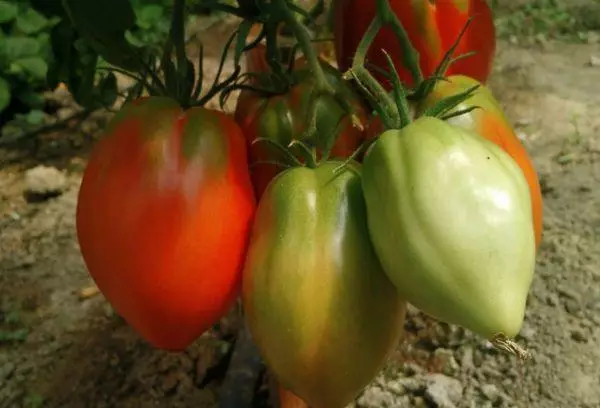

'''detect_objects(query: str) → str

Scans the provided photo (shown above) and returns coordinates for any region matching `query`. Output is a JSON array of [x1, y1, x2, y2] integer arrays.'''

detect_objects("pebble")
[[557, 286, 581, 302], [589, 55, 600, 67], [518, 323, 537, 341], [413, 396, 428, 408], [546, 293, 559, 307], [403, 362, 425, 376], [424, 374, 463, 408], [0, 362, 15, 380], [356, 386, 396, 407], [23, 165, 67, 202], [480, 384, 502, 402], [564, 299, 582, 315], [458, 346, 475, 371], [433, 348, 460, 376], [570, 329, 588, 343]]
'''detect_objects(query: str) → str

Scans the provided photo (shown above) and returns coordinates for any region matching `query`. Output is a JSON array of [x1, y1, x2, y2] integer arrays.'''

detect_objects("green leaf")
[[63, 0, 136, 34], [25, 109, 45, 125], [0, 1, 17, 24], [137, 5, 164, 29], [13, 57, 48, 81], [0, 76, 10, 113], [97, 72, 118, 108], [30, 0, 66, 18], [17, 89, 45, 108], [16, 9, 49, 34], [0, 37, 41, 62], [63, 0, 142, 71]]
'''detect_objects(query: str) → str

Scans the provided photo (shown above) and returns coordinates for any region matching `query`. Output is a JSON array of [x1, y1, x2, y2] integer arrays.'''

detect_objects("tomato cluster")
[[75, 2, 542, 407]]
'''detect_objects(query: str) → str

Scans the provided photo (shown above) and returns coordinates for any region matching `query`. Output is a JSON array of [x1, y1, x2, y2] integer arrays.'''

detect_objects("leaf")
[[30, 0, 67, 18], [17, 89, 45, 108], [0, 37, 41, 62], [16, 9, 49, 35], [97, 72, 118, 108], [0, 0, 17, 24], [13, 57, 48, 81], [25, 109, 45, 125], [137, 5, 164, 29], [62, 0, 142, 71], [63, 0, 136, 35], [0, 76, 10, 113]]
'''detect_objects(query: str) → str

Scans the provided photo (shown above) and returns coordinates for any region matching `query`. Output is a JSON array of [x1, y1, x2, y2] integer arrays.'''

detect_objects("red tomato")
[[76, 97, 256, 350], [235, 61, 368, 199], [333, 0, 496, 87]]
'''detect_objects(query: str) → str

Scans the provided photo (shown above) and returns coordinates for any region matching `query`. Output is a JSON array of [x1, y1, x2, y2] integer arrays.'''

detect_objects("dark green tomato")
[[234, 62, 368, 199], [242, 162, 406, 408]]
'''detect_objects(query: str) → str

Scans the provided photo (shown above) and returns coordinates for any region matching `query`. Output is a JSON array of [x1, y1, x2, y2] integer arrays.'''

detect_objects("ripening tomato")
[[234, 62, 368, 199], [417, 75, 543, 248], [76, 97, 256, 350], [243, 162, 406, 408], [362, 116, 536, 340], [333, 0, 496, 87]]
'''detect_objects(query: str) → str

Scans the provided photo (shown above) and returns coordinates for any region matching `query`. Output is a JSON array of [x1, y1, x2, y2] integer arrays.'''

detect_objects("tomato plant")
[[417, 75, 543, 248], [234, 61, 368, 198], [76, 97, 256, 350], [333, 0, 496, 87], [243, 162, 406, 408], [362, 116, 536, 341]]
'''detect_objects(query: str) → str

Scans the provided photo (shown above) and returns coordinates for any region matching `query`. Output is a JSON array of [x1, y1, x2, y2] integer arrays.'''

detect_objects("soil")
[[1, 10, 600, 408]]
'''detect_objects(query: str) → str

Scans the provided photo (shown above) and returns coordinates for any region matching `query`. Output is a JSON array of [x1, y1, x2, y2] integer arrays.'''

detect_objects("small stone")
[[458, 346, 475, 371], [413, 396, 428, 408], [396, 377, 426, 393], [161, 371, 180, 392], [424, 374, 463, 408], [557, 286, 581, 302], [403, 362, 425, 376], [480, 384, 501, 402], [0, 362, 15, 380], [356, 386, 395, 408], [23, 165, 67, 202], [546, 294, 559, 307], [589, 55, 600, 67], [433, 348, 460, 376], [564, 299, 582, 315], [518, 324, 536, 341], [587, 31, 600, 44], [571, 329, 588, 343]]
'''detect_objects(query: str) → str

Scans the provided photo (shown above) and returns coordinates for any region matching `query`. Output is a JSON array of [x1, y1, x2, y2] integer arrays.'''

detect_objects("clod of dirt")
[[589, 55, 600, 67], [424, 374, 464, 408], [23, 165, 68, 203]]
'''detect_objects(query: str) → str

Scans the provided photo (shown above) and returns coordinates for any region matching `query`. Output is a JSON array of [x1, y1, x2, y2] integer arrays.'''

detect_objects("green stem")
[[348, 17, 400, 128], [374, 0, 423, 86], [272, 0, 333, 94], [170, 0, 188, 105]]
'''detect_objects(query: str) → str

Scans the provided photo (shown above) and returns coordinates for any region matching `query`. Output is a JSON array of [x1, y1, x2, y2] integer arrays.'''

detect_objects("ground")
[[1, 3, 600, 408]]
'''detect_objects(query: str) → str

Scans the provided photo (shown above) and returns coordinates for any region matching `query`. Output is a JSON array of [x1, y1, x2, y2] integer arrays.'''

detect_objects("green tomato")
[[242, 162, 406, 408], [362, 116, 536, 340]]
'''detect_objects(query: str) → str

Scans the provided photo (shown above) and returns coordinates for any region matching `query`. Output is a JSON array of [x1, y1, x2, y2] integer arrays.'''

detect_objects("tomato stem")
[[373, 0, 424, 86], [170, 0, 190, 106], [271, 0, 333, 95], [345, 16, 400, 129]]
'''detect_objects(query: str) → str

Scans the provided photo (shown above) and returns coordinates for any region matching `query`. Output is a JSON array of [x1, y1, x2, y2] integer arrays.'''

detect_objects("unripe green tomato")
[[242, 162, 406, 408], [362, 116, 536, 339]]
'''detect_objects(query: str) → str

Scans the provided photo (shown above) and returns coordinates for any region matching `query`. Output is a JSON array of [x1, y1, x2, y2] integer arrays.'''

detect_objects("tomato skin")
[[417, 75, 543, 248], [234, 63, 368, 199], [242, 162, 406, 408], [362, 117, 536, 339], [333, 0, 496, 87], [76, 97, 256, 351]]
